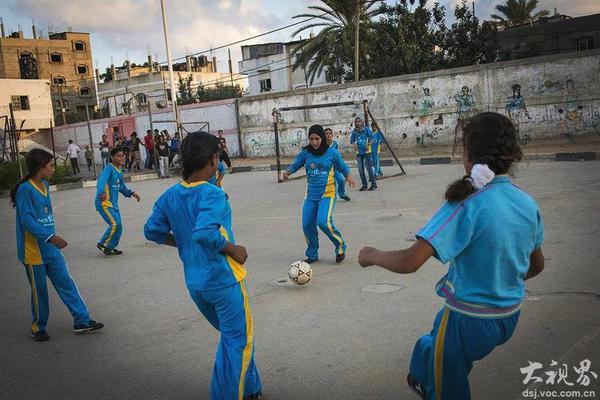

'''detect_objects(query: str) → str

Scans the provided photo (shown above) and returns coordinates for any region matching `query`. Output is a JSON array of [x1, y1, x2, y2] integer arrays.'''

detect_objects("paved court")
[[1, 161, 599, 399]]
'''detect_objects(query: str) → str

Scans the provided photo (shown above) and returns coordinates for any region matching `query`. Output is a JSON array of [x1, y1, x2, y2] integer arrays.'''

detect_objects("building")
[[238, 39, 330, 96], [97, 55, 246, 117], [0, 25, 96, 125], [497, 13, 600, 59], [0, 78, 54, 132]]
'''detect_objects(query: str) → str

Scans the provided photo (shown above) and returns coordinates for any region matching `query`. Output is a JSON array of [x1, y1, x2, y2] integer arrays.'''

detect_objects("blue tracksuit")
[[371, 130, 383, 176], [330, 140, 347, 198], [411, 176, 544, 399], [144, 181, 261, 399], [287, 147, 350, 260], [15, 180, 90, 333], [209, 160, 226, 188], [350, 126, 376, 187], [95, 163, 134, 250]]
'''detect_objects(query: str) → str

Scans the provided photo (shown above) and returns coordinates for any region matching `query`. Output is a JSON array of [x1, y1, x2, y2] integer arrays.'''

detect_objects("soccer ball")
[[288, 261, 312, 285]]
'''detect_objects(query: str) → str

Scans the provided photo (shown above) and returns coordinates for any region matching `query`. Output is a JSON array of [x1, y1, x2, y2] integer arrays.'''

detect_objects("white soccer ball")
[[288, 261, 312, 285]]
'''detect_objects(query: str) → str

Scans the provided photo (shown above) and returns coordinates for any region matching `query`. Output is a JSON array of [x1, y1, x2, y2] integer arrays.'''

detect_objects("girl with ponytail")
[[357, 112, 545, 399], [12, 149, 103, 342]]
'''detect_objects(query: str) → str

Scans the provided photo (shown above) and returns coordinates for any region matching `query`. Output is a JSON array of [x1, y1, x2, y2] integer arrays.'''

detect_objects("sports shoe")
[[359, 186, 368, 191], [340, 195, 351, 201], [303, 258, 317, 264], [103, 248, 123, 256], [368, 185, 377, 191], [74, 320, 104, 334], [243, 392, 262, 400], [31, 330, 50, 342], [96, 243, 106, 253], [407, 374, 426, 399], [336, 253, 346, 263]]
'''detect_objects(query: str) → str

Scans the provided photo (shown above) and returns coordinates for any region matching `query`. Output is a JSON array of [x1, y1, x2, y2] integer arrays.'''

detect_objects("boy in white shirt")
[[67, 140, 81, 175]]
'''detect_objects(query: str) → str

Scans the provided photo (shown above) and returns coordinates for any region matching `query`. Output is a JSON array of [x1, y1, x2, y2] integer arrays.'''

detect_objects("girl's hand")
[[346, 174, 356, 188], [132, 193, 141, 202], [358, 246, 378, 267], [230, 244, 248, 264], [49, 235, 68, 249]]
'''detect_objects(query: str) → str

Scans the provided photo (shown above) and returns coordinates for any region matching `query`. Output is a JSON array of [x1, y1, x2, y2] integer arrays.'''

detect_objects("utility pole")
[[58, 84, 66, 125], [160, 0, 180, 134], [354, 2, 360, 82], [228, 48, 234, 87]]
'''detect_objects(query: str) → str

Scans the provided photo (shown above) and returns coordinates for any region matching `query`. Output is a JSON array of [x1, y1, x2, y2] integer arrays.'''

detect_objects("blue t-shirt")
[[371, 131, 383, 154], [417, 176, 544, 317], [144, 181, 245, 291], [287, 147, 350, 201], [350, 126, 373, 155], [95, 164, 134, 210], [209, 161, 226, 187], [15, 180, 62, 265]]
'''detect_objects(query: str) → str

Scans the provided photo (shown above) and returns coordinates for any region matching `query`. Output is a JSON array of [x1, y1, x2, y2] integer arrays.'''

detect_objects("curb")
[[1, 152, 597, 197]]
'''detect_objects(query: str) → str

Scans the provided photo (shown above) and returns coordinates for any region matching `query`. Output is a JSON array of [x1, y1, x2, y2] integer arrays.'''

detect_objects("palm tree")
[[491, 0, 550, 28], [290, 0, 382, 84]]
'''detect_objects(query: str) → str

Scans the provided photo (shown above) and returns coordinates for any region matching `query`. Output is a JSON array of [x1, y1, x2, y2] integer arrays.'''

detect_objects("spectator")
[[122, 136, 132, 172], [67, 140, 81, 175], [129, 132, 142, 172], [169, 133, 181, 167], [217, 130, 232, 172], [156, 136, 170, 178], [99, 135, 111, 168], [144, 130, 154, 169], [112, 128, 120, 145], [84, 146, 93, 172]]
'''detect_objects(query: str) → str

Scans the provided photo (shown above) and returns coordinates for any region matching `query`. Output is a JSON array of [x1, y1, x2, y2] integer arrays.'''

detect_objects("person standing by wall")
[[84, 146, 93, 172], [66, 140, 81, 175], [371, 123, 384, 177], [169, 133, 181, 168], [129, 132, 142, 173], [99, 135, 111, 168], [144, 130, 154, 170], [217, 130, 232, 172], [157, 136, 170, 179], [350, 117, 376, 191]]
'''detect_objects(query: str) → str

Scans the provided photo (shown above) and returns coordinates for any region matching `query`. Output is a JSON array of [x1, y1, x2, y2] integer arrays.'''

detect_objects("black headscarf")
[[304, 124, 329, 156]]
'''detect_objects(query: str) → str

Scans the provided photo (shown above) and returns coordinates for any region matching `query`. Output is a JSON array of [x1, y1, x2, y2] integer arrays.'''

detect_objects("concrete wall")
[[238, 50, 600, 157]]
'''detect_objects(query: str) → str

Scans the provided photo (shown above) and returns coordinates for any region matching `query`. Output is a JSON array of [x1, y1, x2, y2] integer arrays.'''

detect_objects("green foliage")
[[196, 82, 243, 103], [49, 159, 78, 185], [99, 67, 113, 83], [491, 0, 550, 28], [0, 159, 23, 191], [177, 74, 196, 105]]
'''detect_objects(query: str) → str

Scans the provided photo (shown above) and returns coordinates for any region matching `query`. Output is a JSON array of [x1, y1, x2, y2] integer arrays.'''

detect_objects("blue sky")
[[1, 0, 598, 73]]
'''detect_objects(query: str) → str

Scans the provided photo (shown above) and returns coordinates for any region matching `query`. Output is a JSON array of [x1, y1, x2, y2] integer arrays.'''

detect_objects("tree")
[[195, 82, 243, 103], [177, 74, 195, 105], [491, 0, 550, 28], [442, 1, 500, 68], [290, 0, 382, 84], [99, 67, 113, 83]]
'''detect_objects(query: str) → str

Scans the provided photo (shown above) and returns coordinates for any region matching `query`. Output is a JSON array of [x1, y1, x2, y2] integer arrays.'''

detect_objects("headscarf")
[[304, 124, 329, 156]]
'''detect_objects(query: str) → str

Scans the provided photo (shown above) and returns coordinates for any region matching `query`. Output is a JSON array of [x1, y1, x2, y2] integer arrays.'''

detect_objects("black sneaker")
[[103, 248, 123, 256], [359, 186, 367, 191], [340, 195, 351, 201], [336, 253, 346, 263], [74, 320, 104, 334], [243, 392, 262, 400], [303, 258, 317, 264], [368, 185, 377, 191], [31, 330, 50, 342], [96, 243, 106, 253], [407, 374, 426, 399]]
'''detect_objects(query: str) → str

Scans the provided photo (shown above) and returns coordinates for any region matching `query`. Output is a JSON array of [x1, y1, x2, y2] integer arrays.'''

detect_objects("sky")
[[1, 0, 598, 74]]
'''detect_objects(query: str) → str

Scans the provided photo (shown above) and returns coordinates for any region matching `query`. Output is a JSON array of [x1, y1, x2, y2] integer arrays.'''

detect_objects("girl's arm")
[[524, 248, 544, 280], [283, 151, 306, 179], [358, 239, 435, 274]]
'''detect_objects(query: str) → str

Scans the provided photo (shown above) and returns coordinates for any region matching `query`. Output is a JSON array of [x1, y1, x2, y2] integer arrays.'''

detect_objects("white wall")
[[0, 79, 54, 131]]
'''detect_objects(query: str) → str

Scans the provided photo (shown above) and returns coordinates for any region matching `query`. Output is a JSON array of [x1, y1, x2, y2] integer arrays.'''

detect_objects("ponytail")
[[9, 174, 31, 208], [9, 148, 53, 208], [445, 176, 476, 202]]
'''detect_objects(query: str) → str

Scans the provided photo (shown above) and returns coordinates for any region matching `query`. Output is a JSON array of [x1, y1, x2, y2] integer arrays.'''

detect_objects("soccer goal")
[[272, 100, 406, 183]]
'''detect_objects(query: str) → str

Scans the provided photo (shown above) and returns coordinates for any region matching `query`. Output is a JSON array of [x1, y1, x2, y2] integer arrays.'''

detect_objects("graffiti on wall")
[[505, 84, 532, 145], [452, 85, 476, 154]]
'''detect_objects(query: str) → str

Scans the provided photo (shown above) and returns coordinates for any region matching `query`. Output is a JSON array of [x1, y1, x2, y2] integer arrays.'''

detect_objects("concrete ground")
[[1, 161, 599, 400]]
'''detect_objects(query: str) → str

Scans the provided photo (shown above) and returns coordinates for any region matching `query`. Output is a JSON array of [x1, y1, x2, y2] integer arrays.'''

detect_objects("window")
[[53, 76, 66, 85], [259, 78, 272, 92], [77, 64, 89, 74], [54, 99, 69, 110], [74, 41, 86, 51], [79, 87, 92, 97], [11, 95, 30, 110], [575, 37, 594, 51], [50, 52, 63, 63], [136, 93, 147, 105]]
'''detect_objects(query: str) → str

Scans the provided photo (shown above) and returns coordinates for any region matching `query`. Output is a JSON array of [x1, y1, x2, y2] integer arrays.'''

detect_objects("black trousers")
[[70, 158, 80, 174], [219, 151, 232, 169]]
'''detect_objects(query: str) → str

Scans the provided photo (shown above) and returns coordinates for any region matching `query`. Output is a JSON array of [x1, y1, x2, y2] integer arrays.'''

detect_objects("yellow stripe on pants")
[[325, 198, 344, 254], [434, 308, 450, 400], [238, 280, 253, 400], [102, 206, 117, 248]]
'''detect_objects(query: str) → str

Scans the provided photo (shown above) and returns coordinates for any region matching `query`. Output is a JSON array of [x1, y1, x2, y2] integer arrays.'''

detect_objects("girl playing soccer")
[[96, 147, 140, 255], [144, 132, 262, 400], [325, 127, 351, 202], [358, 112, 545, 399], [371, 123, 384, 177], [11, 149, 104, 341], [284, 124, 355, 264]]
